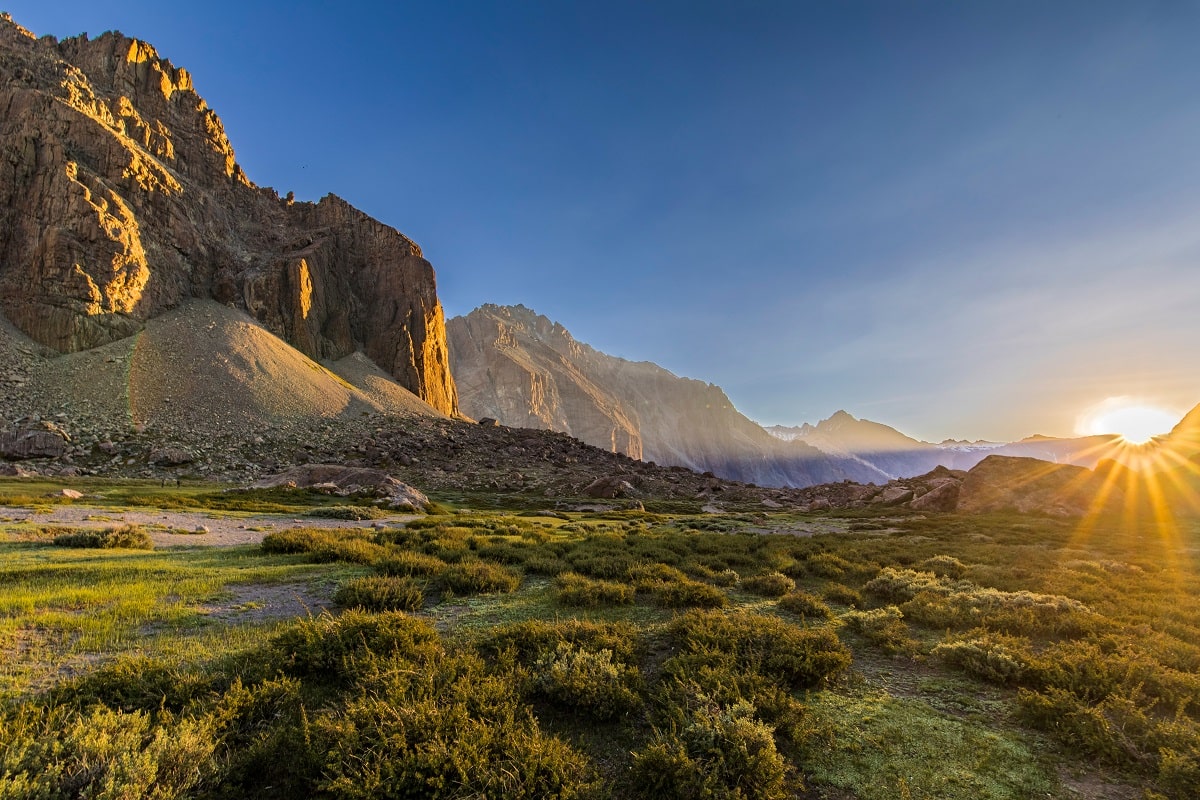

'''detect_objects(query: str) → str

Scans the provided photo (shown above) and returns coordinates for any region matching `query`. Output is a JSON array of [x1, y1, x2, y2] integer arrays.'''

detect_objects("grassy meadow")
[[0, 478, 1197, 798]]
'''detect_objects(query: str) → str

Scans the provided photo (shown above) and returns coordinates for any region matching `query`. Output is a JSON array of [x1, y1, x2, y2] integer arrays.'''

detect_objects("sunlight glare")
[[1079, 399, 1178, 445]]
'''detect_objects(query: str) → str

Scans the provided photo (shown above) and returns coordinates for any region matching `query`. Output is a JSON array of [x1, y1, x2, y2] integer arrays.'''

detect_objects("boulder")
[[873, 485, 915, 505], [0, 423, 69, 459], [909, 480, 960, 512], [250, 464, 429, 511], [582, 475, 638, 499]]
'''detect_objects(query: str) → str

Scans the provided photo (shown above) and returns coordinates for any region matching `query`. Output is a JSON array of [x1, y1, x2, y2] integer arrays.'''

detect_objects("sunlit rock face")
[[0, 15, 458, 415], [448, 304, 864, 488]]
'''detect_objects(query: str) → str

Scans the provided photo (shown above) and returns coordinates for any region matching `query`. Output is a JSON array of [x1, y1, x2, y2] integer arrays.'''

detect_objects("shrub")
[[51, 655, 210, 713], [629, 701, 788, 800], [440, 560, 522, 595], [568, 551, 637, 580], [334, 575, 424, 612], [304, 505, 389, 520], [477, 619, 640, 667], [52, 524, 153, 550], [741, 571, 795, 598], [842, 606, 918, 655], [306, 649, 600, 799], [932, 633, 1031, 685], [655, 580, 728, 609], [669, 610, 850, 689], [629, 563, 691, 590], [0, 704, 220, 799], [802, 552, 856, 579], [821, 582, 863, 608], [553, 572, 635, 607], [261, 528, 334, 554], [261, 528, 385, 564], [522, 554, 571, 576], [534, 642, 643, 720], [311, 537, 389, 565], [921, 554, 967, 578], [376, 550, 447, 577], [777, 590, 833, 620], [711, 568, 740, 587], [863, 567, 944, 603], [270, 610, 442, 680]]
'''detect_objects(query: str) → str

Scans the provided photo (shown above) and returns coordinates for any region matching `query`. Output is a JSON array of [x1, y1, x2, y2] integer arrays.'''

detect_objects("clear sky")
[[7, 1, 1200, 442]]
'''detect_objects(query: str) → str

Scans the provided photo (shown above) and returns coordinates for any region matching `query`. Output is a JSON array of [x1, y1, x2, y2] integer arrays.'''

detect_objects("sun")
[[1078, 399, 1178, 445]]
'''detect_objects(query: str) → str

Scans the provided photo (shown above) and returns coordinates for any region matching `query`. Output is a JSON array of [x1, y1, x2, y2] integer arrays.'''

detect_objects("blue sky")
[[7, 1, 1200, 441]]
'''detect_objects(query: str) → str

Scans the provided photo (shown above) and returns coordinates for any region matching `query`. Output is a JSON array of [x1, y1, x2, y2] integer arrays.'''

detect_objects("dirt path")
[[0, 504, 415, 547]]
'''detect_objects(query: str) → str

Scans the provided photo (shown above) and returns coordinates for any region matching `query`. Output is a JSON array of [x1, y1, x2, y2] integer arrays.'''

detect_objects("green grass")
[[801, 690, 1054, 799], [0, 492, 1197, 797]]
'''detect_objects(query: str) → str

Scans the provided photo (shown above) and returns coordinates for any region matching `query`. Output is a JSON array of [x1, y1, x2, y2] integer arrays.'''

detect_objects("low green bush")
[[921, 554, 967, 578], [668, 610, 850, 689], [51, 654, 210, 713], [777, 590, 833, 620], [821, 582, 863, 608], [842, 606, 918, 655], [655, 580, 728, 609], [477, 619, 640, 667], [334, 575, 424, 612], [376, 550, 448, 577], [52, 524, 153, 550], [440, 560, 522, 595], [262, 527, 384, 564], [741, 571, 795, 598], [553, 572, 635, 607], [629, 701, 789, 800], [304, 505, 389, 520], [932, 632, 1031, 685], [270, 610, 442, 681], [534, 642, 643, 721], [0, 704, 220, 799]]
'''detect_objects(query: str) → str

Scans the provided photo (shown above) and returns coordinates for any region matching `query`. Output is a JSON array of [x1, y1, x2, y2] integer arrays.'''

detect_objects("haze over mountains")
[[450, 304, 1198, 488]]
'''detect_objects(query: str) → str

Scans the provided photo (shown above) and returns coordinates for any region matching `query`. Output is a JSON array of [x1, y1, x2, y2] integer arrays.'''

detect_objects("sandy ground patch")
[[0, 504, 415, 547]]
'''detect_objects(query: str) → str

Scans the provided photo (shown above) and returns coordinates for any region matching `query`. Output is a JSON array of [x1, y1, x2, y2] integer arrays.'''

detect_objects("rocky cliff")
[[448, 304, 869, 488], [0, 15, 458, 415]]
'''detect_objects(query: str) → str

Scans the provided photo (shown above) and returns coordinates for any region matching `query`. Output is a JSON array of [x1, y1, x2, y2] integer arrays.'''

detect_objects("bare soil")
[[0, 504, 415, 547]]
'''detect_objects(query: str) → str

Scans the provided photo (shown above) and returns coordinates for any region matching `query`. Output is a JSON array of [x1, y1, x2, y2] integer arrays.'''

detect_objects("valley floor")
[[0, 478, 1195, 799]]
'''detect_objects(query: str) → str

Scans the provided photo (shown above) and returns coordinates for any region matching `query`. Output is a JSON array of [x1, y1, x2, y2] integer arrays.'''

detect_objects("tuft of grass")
[[52, 525, 153, 550], [553, 572, 635, 608], [333, 575, 424, 612]]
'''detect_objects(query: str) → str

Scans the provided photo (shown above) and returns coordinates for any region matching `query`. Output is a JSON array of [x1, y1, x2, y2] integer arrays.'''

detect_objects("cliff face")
[[0, 15, 457, 415], [448, 304, 864, 488]]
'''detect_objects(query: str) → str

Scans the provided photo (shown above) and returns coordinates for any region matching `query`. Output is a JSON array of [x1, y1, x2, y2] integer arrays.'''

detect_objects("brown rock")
[[582, 475, 637, 499], [250, 463, 429, 511], [956, 455, 1120, 517], [909, 481, 960, 512], [0, 16, 457, 415], [873, 485, 915, 505], [0, 425, 69, 459], [148, 446, 194, 465]]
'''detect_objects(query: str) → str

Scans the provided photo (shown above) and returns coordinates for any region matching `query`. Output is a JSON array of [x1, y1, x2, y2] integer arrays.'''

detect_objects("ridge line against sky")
[[5, 0, 1199, 442]]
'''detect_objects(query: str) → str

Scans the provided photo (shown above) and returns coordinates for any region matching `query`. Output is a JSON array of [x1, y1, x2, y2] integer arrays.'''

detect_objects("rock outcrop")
[[955, 455, 1121, 517], [249, 464, 430, 511], [448, 304, 862, 488], [0, 15, 458, 415]]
